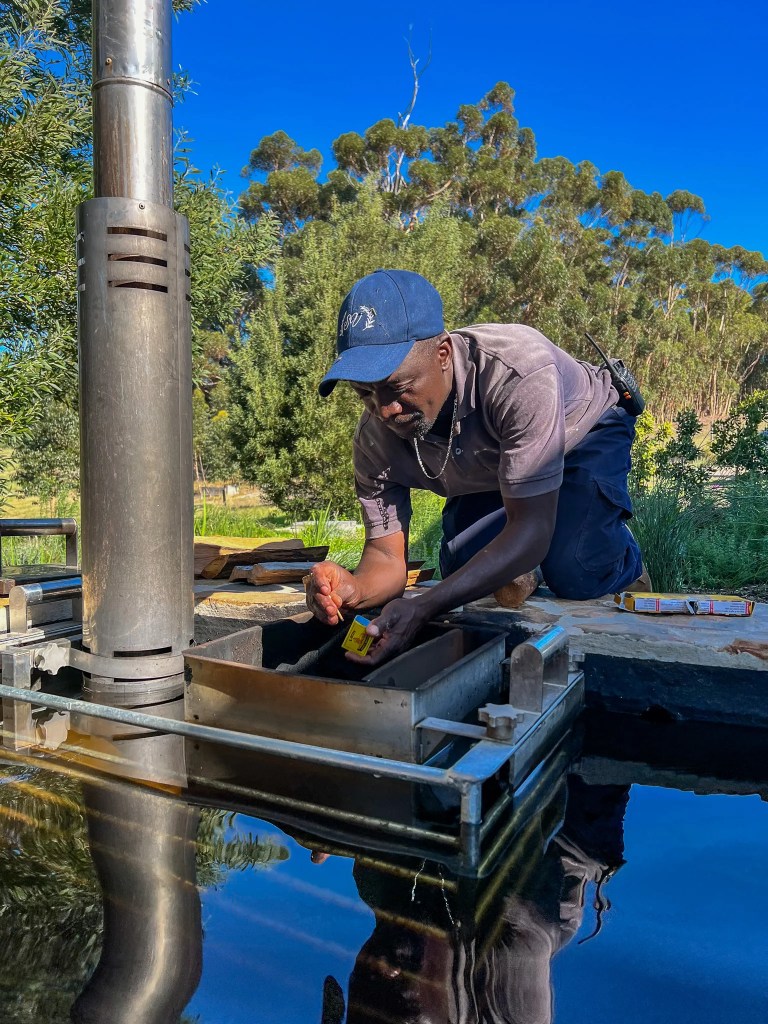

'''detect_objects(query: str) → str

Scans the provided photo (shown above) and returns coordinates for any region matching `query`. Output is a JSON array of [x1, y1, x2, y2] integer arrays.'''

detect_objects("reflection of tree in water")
[[196, 808, 289, 889], [0, 762, 288, 1024]]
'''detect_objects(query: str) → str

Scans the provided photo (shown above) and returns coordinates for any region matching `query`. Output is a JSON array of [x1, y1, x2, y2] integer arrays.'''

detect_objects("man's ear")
[[437, 333, 453, 371]]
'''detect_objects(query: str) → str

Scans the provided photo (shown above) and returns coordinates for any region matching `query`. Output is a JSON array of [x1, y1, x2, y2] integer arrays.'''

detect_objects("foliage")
[[0, 0, 89, 504], [0, 759, 289, 1023], [653, 409, 710, 494], [631, 474, 768, 595], [193, 388, 237, 483], [297, 503, 365, 569], [1, 3, 277, 509], [228, 189, 469, 515], [193, 501, 292, 537], [12, 400, 79, 504], [408, 489, 445, 571], [195, 808, 289, 889], [683, 475, 768, 591], [630, 487, 701, 592], [231, 79, 768, 515], [710, 390, 768, 474], [629, 410, 673, 492]]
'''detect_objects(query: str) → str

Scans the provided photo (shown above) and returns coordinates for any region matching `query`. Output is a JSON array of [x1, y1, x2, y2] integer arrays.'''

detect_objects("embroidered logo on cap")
[[339, 305, 377, 336]]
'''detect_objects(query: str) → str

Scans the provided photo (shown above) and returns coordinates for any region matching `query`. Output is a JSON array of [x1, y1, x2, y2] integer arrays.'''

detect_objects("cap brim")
[[318, 340, 417, 397]]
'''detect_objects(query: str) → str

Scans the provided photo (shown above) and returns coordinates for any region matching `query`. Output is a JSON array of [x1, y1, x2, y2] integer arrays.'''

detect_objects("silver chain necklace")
[[413, 395, 458, 480]]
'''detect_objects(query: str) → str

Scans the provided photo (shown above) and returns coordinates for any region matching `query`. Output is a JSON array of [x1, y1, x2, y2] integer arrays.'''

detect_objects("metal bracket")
[[8, 577, 82, 633], [1, 648, 38, 751], [32, 642, 184, 681], [508, 626, 569, 712]]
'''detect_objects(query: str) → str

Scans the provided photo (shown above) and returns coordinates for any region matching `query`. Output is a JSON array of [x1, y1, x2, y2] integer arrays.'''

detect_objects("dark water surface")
[[0, 723, 765, 1024]]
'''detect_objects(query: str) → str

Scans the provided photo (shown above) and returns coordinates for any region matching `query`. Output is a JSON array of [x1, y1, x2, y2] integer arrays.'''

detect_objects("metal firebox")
[[182, 613, 584, 870], [185, 617, 507, 763]]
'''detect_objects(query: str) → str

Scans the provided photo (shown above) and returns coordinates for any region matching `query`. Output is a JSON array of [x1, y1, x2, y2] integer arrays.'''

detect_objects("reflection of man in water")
[[336, 777, 629, 1024]]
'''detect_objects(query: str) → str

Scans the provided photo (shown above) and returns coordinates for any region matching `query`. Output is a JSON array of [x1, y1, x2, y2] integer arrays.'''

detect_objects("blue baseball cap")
[[318, 269, 444, 397]]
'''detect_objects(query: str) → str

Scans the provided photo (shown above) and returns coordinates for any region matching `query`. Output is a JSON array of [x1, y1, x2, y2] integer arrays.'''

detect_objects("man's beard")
[[414, 414, 436, 440], [386, 411, 436, 439]]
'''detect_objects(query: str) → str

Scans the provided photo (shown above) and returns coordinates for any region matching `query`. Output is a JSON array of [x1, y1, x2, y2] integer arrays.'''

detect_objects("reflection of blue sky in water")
[[552, 786, 768, 1024], [183, 789, 768, 1024], [185, 818, 374, 1024]]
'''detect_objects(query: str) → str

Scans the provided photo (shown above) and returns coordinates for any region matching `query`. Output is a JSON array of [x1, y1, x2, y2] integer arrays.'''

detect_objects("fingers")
[[345, 612, 400, 665], [345, 637, 394, 666], [304, 566, 345, 625]]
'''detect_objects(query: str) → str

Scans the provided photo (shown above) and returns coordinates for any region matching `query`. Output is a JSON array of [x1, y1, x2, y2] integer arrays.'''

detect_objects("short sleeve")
[[353, 415, 412, 539], [492, 363, 565, 498]]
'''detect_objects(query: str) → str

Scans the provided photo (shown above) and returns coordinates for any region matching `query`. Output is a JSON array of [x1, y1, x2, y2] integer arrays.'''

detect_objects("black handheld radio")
[[585, 332, 645, 417]]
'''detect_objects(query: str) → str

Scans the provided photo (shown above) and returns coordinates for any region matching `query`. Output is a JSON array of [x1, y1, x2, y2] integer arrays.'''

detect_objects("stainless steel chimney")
[[76, 0, 193, 707]]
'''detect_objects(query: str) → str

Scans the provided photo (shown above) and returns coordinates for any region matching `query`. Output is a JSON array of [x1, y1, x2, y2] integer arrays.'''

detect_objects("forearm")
[[348, 536, 408, 610]]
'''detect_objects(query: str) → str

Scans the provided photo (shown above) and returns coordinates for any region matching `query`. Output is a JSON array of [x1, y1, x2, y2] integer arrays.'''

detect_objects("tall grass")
[[409, 490, 445, 572], [0, 535, 69, 567], [630, 487, 700, 592], [193, 504, 291, 537], [631, 474, 768, 593], [298, 503, 365, 570], [0, 493, 80, 568]]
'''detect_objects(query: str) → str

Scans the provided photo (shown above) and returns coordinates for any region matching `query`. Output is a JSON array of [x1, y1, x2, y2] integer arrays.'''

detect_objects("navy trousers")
[[439, 406, 643, 600]]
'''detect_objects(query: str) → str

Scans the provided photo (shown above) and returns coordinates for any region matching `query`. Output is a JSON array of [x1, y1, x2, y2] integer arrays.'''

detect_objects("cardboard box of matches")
[[615, 592, 755, 616]]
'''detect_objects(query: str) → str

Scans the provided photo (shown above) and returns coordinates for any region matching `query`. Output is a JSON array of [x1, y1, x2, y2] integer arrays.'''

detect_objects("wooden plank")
[[227, 560, 431, 586], [203, 544, 329, 580], [407, 567, 435, 587], [195, 537, 304, 578], [195, 536, 301, 575], [242, 561, 323, 586]]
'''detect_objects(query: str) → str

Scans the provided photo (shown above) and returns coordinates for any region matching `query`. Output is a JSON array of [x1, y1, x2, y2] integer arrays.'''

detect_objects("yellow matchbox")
[[615, 592, 755, 616], [342, 615, 374, 656]]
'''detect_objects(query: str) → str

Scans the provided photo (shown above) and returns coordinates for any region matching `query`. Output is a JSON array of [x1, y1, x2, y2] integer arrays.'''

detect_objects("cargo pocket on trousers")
[[575, 478, 633, 573]]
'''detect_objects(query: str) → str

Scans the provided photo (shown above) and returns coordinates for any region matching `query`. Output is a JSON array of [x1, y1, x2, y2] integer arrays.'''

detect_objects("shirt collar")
[[449, 331, 475, 426], [421, 332, 475, 443]]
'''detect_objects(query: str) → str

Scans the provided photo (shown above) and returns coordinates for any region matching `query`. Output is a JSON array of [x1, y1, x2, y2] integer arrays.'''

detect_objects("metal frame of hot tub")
[[0, 625, 584, 870]]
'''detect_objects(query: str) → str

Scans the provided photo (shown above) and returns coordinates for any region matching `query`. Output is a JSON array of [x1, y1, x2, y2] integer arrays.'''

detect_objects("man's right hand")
[[305, 561, 359, 625]]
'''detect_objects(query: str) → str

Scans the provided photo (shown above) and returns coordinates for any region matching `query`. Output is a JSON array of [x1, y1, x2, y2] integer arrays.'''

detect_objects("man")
[[306, 269, 646, 665]]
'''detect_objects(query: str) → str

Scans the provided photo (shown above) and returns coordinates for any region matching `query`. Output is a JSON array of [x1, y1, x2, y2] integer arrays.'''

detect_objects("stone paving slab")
[[466, 592, 768, 672], [194, 579, 307, 642], [462, 593, 768, 727], [194, 580, 767, 674]]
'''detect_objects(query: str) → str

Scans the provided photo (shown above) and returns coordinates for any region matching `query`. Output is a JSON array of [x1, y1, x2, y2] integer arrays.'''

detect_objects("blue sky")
[[174, 0, 768, 256]]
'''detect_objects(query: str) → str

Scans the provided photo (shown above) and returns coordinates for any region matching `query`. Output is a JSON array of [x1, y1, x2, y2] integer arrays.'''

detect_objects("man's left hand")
[[345, 597, 427, 666]]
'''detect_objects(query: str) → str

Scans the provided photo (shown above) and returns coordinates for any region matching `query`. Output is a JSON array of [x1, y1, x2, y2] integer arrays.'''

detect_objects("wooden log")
[[205, 544, 328, 580], [195, 537, 312, 578], [194, 536, 302, 577], [242, 561, 324, 586], [406, 566, 435, 587]]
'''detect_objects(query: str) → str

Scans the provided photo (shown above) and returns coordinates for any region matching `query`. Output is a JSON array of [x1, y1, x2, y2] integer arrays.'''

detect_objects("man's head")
[[319, 269, 453, 439]]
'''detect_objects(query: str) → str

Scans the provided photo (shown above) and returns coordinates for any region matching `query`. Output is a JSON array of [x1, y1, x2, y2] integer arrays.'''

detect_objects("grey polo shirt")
[[354, 323, 617, 539]]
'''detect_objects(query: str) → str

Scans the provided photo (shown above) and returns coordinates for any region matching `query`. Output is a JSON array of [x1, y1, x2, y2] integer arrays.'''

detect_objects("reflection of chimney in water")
[[77, 0, 193, 712], [71, 736, 202, 1024]]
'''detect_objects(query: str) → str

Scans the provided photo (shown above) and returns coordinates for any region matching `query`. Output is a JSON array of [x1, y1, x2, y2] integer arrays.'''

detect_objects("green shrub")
[[629, 410, 673, 492], [711, 391, 768, 474], [683, 475, 768, 590], [653, 409, 710, 495]]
